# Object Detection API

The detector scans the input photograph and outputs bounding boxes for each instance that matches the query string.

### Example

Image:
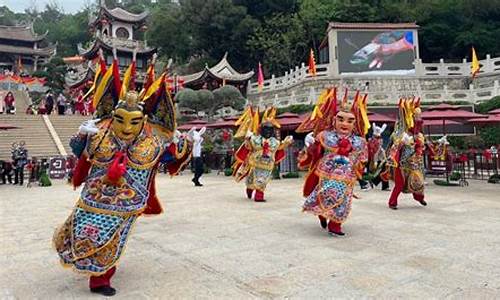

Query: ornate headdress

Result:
[89,53,177,137]
[296,87,370,136]
[234,106,281,138]
[392,97,421,138]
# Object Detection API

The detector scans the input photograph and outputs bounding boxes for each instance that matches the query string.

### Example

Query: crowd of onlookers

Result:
[26,90,94,116]
[1,89,94,116]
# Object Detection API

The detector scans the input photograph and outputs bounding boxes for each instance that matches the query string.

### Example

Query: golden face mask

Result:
[112,108,146,141]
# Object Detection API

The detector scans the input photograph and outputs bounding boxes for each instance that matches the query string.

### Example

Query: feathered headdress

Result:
[296,87,370,136]
[234,106,281,138]
[89,51,177,137]
[392,96,421,139]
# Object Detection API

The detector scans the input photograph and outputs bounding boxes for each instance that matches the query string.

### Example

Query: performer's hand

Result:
[283,135,293,144]
[78,119,100,135]
[305,132,315,147]
[245,130,253,139]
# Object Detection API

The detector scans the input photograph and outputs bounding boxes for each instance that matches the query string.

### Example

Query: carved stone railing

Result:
[251,80,500,108]
[247,55,500,103]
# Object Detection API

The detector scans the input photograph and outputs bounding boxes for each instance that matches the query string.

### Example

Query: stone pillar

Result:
[493,80,499,97]
[439,59,446,76]
[485,54,492,73]
[34,56,39,72]
[469,84,475,104]
[327,27,338,77]
[414,58,424,76]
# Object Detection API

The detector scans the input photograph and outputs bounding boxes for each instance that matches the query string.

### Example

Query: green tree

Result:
[34,57,67,94]
[247,13,307,76]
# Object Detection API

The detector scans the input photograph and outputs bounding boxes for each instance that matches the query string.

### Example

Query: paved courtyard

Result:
[1,173,500,299]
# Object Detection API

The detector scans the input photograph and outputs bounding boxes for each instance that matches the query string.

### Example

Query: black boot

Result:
[90,286,116,296]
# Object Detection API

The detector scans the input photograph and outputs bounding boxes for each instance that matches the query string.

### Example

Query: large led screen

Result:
[337,30,416,75]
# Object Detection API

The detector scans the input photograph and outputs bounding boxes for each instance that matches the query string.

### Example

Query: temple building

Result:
[66,2,156,91]
[182,53,254,96]
[0,24,56,74]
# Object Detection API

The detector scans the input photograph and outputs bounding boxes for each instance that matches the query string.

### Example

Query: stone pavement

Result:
[1,174,500,299]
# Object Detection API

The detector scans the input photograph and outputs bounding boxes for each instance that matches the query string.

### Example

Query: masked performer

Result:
[367,122,390,191]
[297,88,369,236]
[232,107,293,202]
[53,55,191,296]
[386,98,427,210]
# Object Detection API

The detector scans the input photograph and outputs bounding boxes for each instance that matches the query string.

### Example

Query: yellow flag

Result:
[120,63,134,99]
[471,47,480,79]
[92,62,114,109]
[143,73,165,101]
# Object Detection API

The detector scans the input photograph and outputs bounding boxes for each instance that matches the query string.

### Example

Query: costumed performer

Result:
[297,88,369,236]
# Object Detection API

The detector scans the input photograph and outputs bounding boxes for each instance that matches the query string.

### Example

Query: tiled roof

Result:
[183,53,254,83]
[0,44,56,57]
[0,24,48,42]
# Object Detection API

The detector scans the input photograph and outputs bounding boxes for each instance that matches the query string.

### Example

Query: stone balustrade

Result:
[247,55,500,106]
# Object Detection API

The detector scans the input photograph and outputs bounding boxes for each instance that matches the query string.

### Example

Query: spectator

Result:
[26,157,39,187]
[38,97,47,114]
[1,161,13,184]
[57,93,67,115]
[4,91,15,114]
[75,90,86,115]
[45,91,54,115]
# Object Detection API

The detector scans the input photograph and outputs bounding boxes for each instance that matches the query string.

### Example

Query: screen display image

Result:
[338,30,416,75]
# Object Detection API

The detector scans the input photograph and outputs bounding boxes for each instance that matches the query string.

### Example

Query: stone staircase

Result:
[49,115,91,155]
[0,114,59,161]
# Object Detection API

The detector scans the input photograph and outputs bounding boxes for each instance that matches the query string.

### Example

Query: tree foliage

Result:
[176,86,245,118]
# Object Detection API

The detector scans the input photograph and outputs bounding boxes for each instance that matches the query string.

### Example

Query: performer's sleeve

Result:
[143,163,163,215]
[69,134,87,158]
[351,137,368,179]
[298,140,324,197]
[161,138,193,176]
[72,154,91,188]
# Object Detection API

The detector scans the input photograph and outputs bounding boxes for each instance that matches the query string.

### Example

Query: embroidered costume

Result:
[297,88,369,236]
[386,98,427,209]
[232,107,293,202]
[53,54,191,296]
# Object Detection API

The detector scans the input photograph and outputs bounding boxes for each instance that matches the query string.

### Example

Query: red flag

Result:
[257,62,264,92]
[308,49,317,77]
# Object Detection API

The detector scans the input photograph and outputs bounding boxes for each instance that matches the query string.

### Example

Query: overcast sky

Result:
[2,0,88,14]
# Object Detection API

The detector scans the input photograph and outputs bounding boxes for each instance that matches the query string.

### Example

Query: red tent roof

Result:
[488,108,500,115]
[206,119,236,128]
[421,109,486,119]
[467,114,500,125]
[368,112,395,123]
[423,119,462,126]
[177,119,208,130]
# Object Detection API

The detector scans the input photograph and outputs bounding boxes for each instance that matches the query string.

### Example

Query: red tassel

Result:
[337,138,352,156]
[262,140,270,156]
[107,151,127,184]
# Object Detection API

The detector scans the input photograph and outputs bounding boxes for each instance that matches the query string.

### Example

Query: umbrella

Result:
[206,118,237,129]
[368,112,395,123]
[0,123,19,130]
[277,112,305,131]
[420,103,486,119]
[467,114,500,125]
[177,119,208,131]
[423,119,462,136]
[487,108,500,115]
